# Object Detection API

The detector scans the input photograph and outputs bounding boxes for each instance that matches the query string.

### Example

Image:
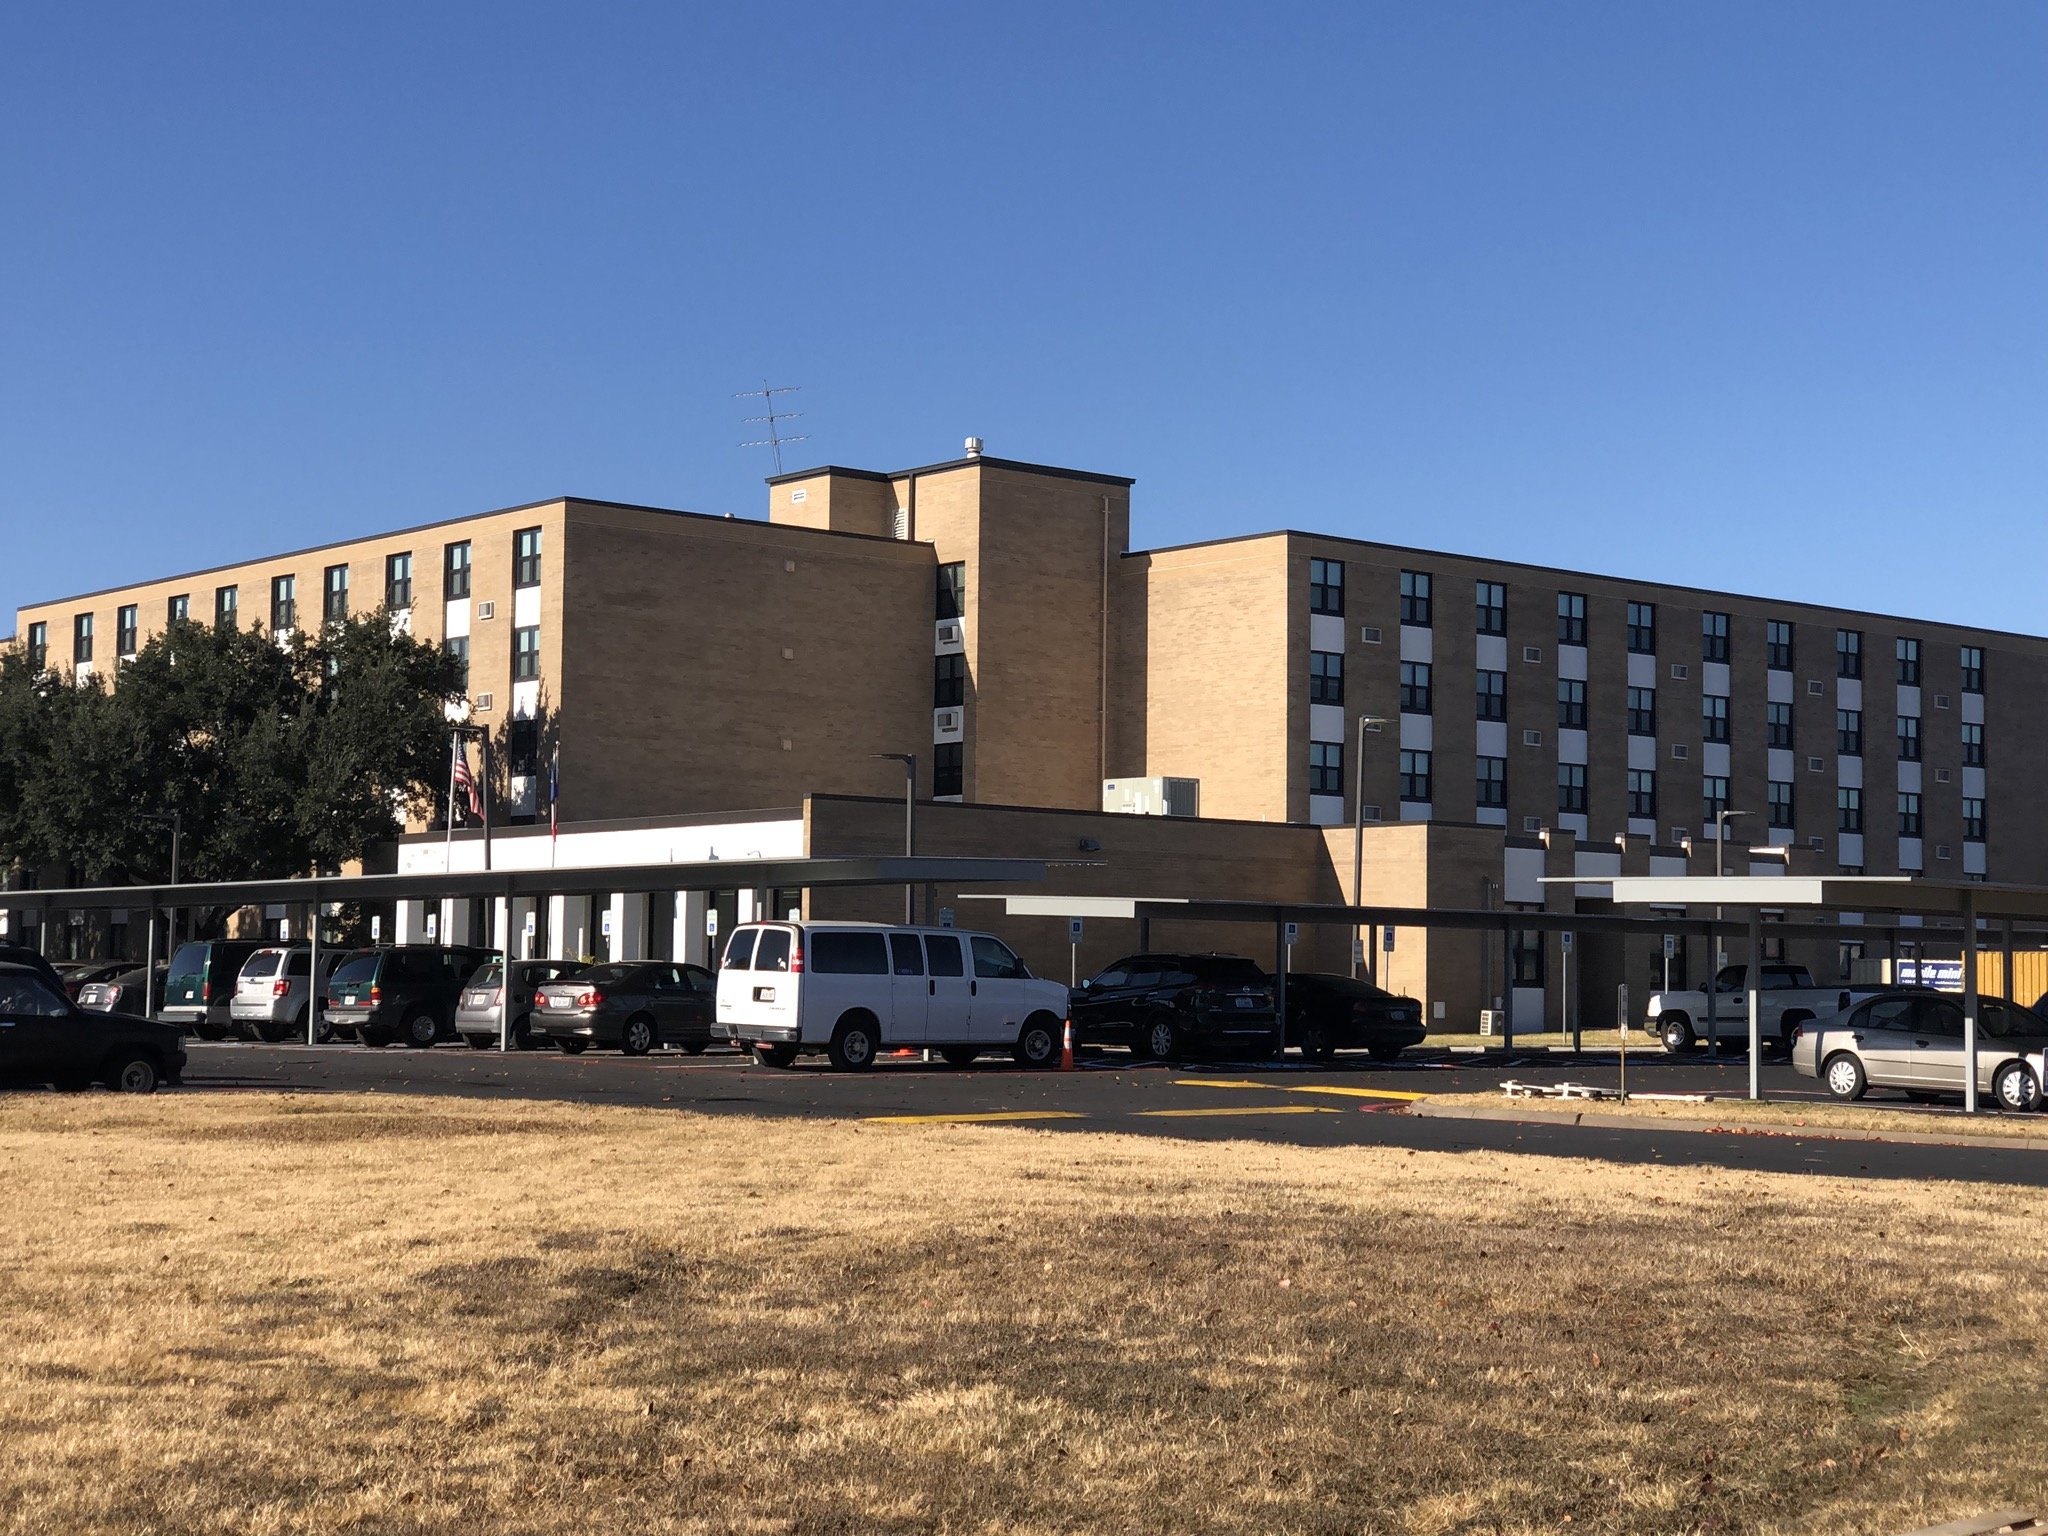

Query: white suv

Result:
[715,922,1068,1070]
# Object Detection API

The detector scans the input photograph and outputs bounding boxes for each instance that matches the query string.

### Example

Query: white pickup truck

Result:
[1647,964,1878,1054]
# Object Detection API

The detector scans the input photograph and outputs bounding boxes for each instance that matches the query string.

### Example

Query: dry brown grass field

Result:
[1424,1090,2048,1142]
[1,1093,2043,1536]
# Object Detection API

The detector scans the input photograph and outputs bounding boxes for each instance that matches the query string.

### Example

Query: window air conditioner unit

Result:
[933,708,962,733]
[476,600,496,621]
[1101,777,1200,818]
[1671,743,1690,760]
[1807,756,1825,772]
[1360,626,1383,645]
[1933,693,1951,710]
[473,692,493,713]
[936,621,963,647]
[1807,679,1825,696]
[1934,768,1951,784]
[1935,844,1952,861]
[1523,816,1543,833]
[1670,663,1690,681]
[1522,729,1543,747]
[1522,646,1542,664]
[1359,803,1383,822]
[1808,836,1824,850]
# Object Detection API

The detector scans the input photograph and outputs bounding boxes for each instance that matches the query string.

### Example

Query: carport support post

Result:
[1499,917,1514,1055]
[499,876,515,1053]
[306,884,320,1046]
[1569,928,1581,1054]
[1746,910,1762,1100]
[1275,922,1289,1055]
[1963,891,1980,1113]
[1705,920,1718,1056]
[143,901,157,1022]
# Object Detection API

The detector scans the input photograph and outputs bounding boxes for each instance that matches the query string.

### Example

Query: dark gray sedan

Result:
[1791,991,2048,1111]
[529,961,717,1055]
[454,959,588,1050]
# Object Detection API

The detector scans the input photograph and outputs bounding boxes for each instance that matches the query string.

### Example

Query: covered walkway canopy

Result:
[1558,874,2048,1110]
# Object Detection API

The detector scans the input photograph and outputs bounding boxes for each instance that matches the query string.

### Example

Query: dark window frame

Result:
[1963,797,1986,841]
[322,563,349,624]
[1476,756,1506,808]
[1309,650,1344,705]
[1309,558,1345,616]
[1766,701,1793,749]
[1557,592,1587,646]
[116,604,139,657]
[1895,637,1920,686]
[1768,780,1794,829]
[1626,601,1656,654]
[936,562,966,621]
[512,624,540,681]
[513,527,543,590]
[72,613,93,664]
[1627,686,1656,736]
[933,652,967,708]
[1837,628,1863,679]
[25,621,46,672]
[1838,787,1863,833]
[1896,714,1920,761]
[1702,693,1730,743]
[1837,709,1862,756]
[270,574,296,632]
[1399,660,1432,714]
[1308,741,1344,796]
[1960,645,1984,693]
[1766,620,1794,670]
[1962,723,1984,767]
[933,741,964,797]
[444,541,472,600]
[215,585,238,627]
[1703,774,1730,822]
[1627,768,1656,818]
[1557,678,1586,730]
[1701,611,1730,663]
[386,552,414,610]
[1476,669,1506,721]
[1398,748,1432,803]
[1557,762,1587,814]
[1399,570,1433,627]
[1475,580,1506,635]
[1897,792,1922,837]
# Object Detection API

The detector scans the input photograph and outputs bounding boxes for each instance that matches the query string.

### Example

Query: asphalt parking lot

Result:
[165,1040,2048,1187]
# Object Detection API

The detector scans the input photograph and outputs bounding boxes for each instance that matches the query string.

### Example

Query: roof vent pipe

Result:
[964,436,983,457]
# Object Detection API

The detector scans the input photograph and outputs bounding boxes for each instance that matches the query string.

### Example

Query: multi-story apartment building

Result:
[11,442,2046,1025]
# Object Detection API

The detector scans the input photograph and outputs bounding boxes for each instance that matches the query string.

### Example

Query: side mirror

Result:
[1077,979,1092,990]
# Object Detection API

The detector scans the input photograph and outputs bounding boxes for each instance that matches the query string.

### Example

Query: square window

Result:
[1309,558,1345,616]
[1399,570,1432,627]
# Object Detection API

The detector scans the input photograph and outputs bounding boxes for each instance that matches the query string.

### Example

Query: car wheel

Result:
[1012,1015,1061,1068]
[463,1033,496,1051]
[511,1016,534,1050]
[402,1010,439,1048]
[1660,1014,1696,1053]
[255,1021,293,1044]
[621,1015,656,1057]
[828,1015,879,1072]
[1368,1043,1405,1063]
[1822,1051,1867,1102]
[752,1043,798,1069]
[106,1052,160,1094]
[557,1038,589,1056]
[1298,1023,1335,1062]
[1993,1061,2040,1114]
[1141,1015,1180,1063]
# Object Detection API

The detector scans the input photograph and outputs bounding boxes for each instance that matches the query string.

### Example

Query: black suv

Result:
[323,946,492,1047]
[1069,953,1279,1061]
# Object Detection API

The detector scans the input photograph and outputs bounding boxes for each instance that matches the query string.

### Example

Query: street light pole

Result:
[1350,715,1391,978]
[876,753,917,923]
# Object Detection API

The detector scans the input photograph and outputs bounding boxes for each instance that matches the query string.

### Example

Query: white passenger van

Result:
[714,921,1069,1070]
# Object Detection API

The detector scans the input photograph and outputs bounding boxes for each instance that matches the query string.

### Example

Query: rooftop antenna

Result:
[737,381,807,475]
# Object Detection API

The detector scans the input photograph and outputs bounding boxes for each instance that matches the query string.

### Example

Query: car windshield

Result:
[579,964,637,986]
[0,972,69,1016]
[471,962,503,988]
[167,942,208,984]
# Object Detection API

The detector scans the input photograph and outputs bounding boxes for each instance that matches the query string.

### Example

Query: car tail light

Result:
[201,981,212,1002]
[576,990,602,1008]
[369,985,382,1005]
[534,991,547,1007]
[273,979,290,997]
[491,988,503,1007]
[789,941,804,973]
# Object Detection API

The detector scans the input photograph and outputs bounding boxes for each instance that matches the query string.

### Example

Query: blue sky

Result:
[3,2,2043,629]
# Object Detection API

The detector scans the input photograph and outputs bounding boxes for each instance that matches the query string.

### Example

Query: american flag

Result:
[452,742,483,824]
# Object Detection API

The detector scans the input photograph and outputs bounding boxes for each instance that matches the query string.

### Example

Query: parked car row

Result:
[1791,990,2048,1111]
[0,959,185,1093]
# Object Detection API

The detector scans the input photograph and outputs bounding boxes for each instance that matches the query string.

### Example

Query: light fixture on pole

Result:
[1350,715,1392,978]
[876,753,918,923]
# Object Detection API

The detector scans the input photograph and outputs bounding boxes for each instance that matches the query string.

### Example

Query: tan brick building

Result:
[12,442,2048,1026]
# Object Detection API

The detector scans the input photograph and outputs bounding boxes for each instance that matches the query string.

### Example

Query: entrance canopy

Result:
[1549,874,2048,926]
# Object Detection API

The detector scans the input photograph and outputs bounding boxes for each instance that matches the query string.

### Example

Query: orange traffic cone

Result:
[1060,1016,1075,1071]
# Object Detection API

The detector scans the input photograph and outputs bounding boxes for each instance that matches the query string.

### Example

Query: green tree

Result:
[0,612,466,890]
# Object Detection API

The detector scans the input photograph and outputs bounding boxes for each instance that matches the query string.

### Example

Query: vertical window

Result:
[1399,570,1432,627]
[1308,741,1344,795]
[1962,723,1984,767]
[1626,601,1656,654]
[933,742,964,797]
[513,527,543,589]
[167,594,189,625]
[1766,701,1793,749]
[1836,629,1862,678]
[1897,792,1922,837]
[1701,694,1729,743]
[1557,763,1587,813]
[1398,749,1432,802]
[323,564,349,623]
[1476,756,1506,808]
[1766,620,1794,670]
[386,552,413,610]
[1309,558,1345,616]
[1556,592,1586,646]
[116,605,138,658]
[444,541,472,600]
[1309,650,1344,705]
[73,613,93,663]
[1960,645,1984,693]
[512,625,540,681]
[936,562,966,621]
[25,622,46,672]
[1475,581,1506,635]
[444,636,470,692]
[1768,780,1794,829]
[1963,798,1986,841]
[1896,715,1920,761]
[933,653,967,708]
[1701,611,1730,663]
[216,585,238,627]
[1895,637,1920,685]
[1837,787,1863,833]
[1510,929,1547,988]
[1627,687,1656,736]
[270,575,296,631]
[1476,670,1506,721]
[1837,709,1862,755]
[1703,775,1730,822]
[1627,769,1656,818]
[1399,661,1432,714]
[1556,678,1586,729]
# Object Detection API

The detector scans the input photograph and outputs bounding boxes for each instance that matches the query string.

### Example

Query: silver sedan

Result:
[1791,991,2048,1111]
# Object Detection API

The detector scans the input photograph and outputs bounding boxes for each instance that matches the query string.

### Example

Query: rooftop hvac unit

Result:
[1102,777,1200,818]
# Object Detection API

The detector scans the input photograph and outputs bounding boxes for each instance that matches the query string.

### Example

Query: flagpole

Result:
[549,743,560,870]
[444,729,459,873]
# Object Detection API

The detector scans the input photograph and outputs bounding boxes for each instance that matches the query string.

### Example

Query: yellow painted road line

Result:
[1176,1079,1428,1103]
[1136,1105,1339,1118]
[863,1111,1088,1125]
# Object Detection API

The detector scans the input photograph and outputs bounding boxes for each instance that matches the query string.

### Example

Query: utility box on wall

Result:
[1102,777,1201,817]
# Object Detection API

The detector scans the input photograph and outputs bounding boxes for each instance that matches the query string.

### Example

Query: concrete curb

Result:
[1409,1098,2048,1153]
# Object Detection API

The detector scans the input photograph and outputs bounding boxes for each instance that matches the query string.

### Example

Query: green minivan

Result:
[161,941,265,1039]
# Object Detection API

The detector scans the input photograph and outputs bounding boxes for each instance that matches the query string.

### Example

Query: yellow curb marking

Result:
[1178,1078,1428,1103]
[1136,1105,1339,1118]
[864,1111,1088,1125]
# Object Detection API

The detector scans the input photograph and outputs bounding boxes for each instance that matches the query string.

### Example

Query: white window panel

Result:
[1626,652,1656,689]
[1838,755,1862,789]
[1701,661,1730,696]
[1836,676,1863,712]
[1399,625,1433,663]
[1309,703,1345,744]
[1308,613,1346,653]
[1898,836,1924,872]
[1648,855,1688,876]
[1475,720,1508,758]
[1503,846,1546,904]
[1962,691,1985,725]
[1308,793,1345,826]
[1837,832,1864,867]
[1896,761,1922,795]
[1767,748,1795,782]
[1701,742,1730,779]
[1896,684,1920,719]
[1399,799,1432,823]
[1964,841,1987,876]
[1627,735,1657,771]
[441,598,469,639]
[1474,634,1508,671]
[932,708,963,743]
[1476,805,1508,827]
[1963,766,1986,800]
[1767,670,1793,704]
[1628,816,1656,839]
[1762,828,1794,847]
[1399,713,1433,751]
[1557,644,1587,682]
[1556,811,1589,838]
[512,679,541,719]
[1556,727,1588,765]
[934,618,966,655]
[512,585,542,629]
